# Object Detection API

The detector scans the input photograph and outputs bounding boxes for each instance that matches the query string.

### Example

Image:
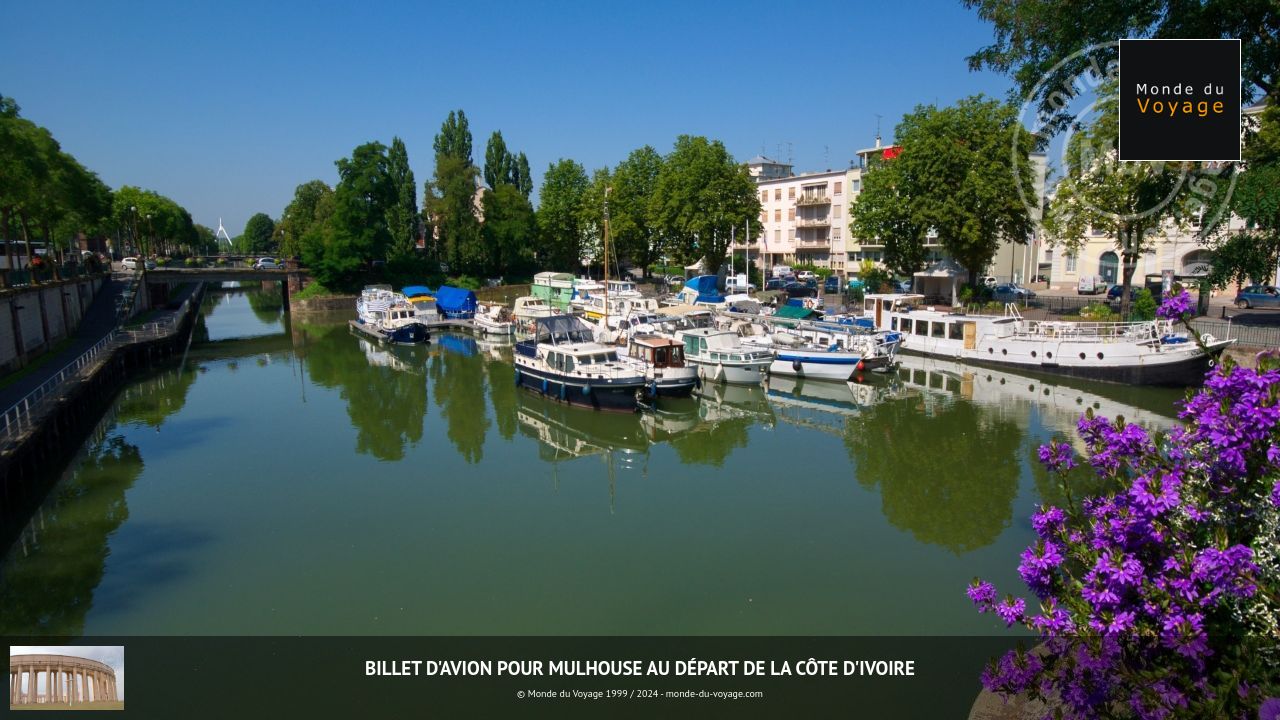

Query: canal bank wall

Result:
[0,283,207,550]
[0,274,111,374]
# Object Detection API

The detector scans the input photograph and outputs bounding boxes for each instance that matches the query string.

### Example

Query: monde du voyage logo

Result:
[1119,39,1241,162]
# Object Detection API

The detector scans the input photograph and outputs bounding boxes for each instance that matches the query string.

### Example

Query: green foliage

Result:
[514,152,533,199]
[648,135,761,276]
[578,167,612,269]
[280,180,334,259]
[609,146,664,276]
[1079,302,1113,320]
[433,109,472,165]
[1207,231,1280,289]
[536,158,589,270]
[965,0,1279,136]
[111,185,198,258]
[239,212,276,254]
[483,131,514,190]
[292,281,334,300]
[481,184,536,278]
[1131,287,1157,321]
[385,137,418,262]
[306,142,396,290]
[858,265,895,294]
[852,96,1036,280]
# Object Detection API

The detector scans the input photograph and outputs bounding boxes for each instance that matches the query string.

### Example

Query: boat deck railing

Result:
[1020,319,1172,342]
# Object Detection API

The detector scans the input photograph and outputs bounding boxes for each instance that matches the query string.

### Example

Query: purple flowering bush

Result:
[968,293,1280,719]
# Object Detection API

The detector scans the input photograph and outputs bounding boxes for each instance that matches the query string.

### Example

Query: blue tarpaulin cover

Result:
[434,286,477,317]
[683,275,724,304]
[401,285,433,298]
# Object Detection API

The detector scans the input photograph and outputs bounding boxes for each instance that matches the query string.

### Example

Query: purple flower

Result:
[1259,697,1280,720]
[1272,481,1280,509]
[1032,505,1066,539]
[967,580,996,610]
[1157,289,1194,320]
[995,597,1026,627]
[1037,440,1077,473]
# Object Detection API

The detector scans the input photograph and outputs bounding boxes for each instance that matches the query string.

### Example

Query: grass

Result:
[11,701,125,711]
[0,337,75,390]
[292,281,336,300]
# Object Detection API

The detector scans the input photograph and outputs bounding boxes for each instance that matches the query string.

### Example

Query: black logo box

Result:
[1119,38,1241,162]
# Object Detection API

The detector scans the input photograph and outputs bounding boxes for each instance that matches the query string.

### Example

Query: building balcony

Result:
[796,217,831,228]
[795,195,831,207]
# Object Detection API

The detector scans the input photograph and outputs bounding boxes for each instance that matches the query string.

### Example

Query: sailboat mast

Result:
[603,186,611,332]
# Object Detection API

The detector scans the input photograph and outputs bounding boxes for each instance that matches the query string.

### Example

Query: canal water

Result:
[0,285,1187,636]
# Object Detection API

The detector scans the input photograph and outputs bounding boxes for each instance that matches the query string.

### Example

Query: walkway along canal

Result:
[0,286,1192,637]
[0,281,205,552]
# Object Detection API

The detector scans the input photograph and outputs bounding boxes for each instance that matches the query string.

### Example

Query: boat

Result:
[756,322,903,381]
[354,285,430,344]
[434,285,477,319]
[860,293,1233,386]
[513,315,648,411]
[512,296,558,332]
[474,301,516,335]
[674,327,774,385]
[531,272,576,311]
[402,286,439,324]
[672,275,726,306]
[621,333,699,397]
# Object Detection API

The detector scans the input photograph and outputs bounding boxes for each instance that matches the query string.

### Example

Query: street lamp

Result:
[129,205,138,257]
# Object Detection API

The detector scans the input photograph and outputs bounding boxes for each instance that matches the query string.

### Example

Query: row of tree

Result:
[280,109,762,291]
[1,94,217,276]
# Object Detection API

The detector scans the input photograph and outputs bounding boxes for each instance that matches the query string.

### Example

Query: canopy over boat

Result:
[532,314,596,344]
[401,285,434,298]
[774,305,822,320]
[435,286,478,316]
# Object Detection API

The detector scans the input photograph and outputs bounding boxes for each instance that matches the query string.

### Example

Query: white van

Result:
[1077,275,1105,295]
[724,273,756,293]
[772,265,792,278]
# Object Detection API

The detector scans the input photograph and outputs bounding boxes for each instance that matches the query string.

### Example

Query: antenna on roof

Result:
[786,142,793,165]
[874,114,883,148]
[824,145,829,169]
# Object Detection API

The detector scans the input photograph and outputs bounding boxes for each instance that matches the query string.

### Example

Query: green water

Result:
[0,286,1187,636]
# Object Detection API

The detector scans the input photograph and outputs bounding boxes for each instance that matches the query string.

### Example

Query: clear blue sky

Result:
[1,0,1013,236]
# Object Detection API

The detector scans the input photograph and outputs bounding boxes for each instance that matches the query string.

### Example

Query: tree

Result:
[514,152,533,199]
[1044,85,1194,317]
[305,142,394,289]
[385,136,418,262]
[610,146,663,276]
[483,131,514,190]
[240,213,276,254]
[481,184,536,277]
[433,109,472,165]
[279,180,334,259]
[965,0,1279,137]
[535,159,589,270]
[648,135,760,276]
[425,110,483,275]
[1210,105,1280,287]
[578,167,613,272]
[852,97,1037,283]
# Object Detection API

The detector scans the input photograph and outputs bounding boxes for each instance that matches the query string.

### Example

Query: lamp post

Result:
[129,205,138,258]
[145,213,153,258]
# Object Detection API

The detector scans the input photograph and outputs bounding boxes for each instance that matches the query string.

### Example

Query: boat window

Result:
[604,352,619,362]
[654,347,668,366]
[914,320,928,336]
[563,356,575,372]
[931,321,946,338]
[595,353,610,364]
[890,317,898,331]
[949,323,964,340]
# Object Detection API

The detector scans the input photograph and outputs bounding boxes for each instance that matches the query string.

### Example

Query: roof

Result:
[434,285,478,313]
[631,334,680,348]
[401,285,433,298]
[747,155,788,165]
[534,314,595,344]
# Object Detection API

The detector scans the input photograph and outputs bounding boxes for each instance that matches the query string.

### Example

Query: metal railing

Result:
[1,329,118,440]
[1,286,202,442]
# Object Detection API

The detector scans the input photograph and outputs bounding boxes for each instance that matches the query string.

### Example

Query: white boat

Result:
[621,334,698,397]
[569,276,605,313]
[354,285,429,344]
[767,327,902,381]
[513,315,648,411]
[861,293,1232,386]
[531,272,576,311]
[674,327,774,385]
[512,296,558,333]
[474,302,516,336]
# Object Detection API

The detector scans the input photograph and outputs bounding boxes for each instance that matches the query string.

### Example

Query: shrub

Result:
[1079,303,1113,320]
[1130,288,1157,321]
[968,292,1280,720]
[184,257,198,267]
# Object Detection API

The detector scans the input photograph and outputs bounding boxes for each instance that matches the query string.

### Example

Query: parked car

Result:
[823,276,841,293]
[665,274,686,287]
[1106,284,1139,303]
[121,257,138,271]
[796,270,816,282]
[254,257,281,269]
[978,275,998,288]
[724,274,756,293]
[764,278,786,291]
[783,282,817,298]
[1234,285,1280,309]
[1077,274,1106,295]
[992,283,1037,302]
[895,280,912,293]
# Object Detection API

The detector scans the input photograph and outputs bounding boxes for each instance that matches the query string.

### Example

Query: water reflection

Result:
[428,334,490,463]
[305,322,430,461]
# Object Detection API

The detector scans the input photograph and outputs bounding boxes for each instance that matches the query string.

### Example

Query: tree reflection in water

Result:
[843,394,1023,554]
[429,334,489,463]
[304,322,429,462]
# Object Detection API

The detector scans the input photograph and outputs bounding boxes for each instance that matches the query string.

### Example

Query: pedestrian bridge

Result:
[143,267,306,310]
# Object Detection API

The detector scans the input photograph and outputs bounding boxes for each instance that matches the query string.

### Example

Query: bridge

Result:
[144,267,306,310]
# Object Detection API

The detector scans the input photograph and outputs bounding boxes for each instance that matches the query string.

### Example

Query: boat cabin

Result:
[628,335,685,368]
[541,343,626,374]
[532,272,576,310]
